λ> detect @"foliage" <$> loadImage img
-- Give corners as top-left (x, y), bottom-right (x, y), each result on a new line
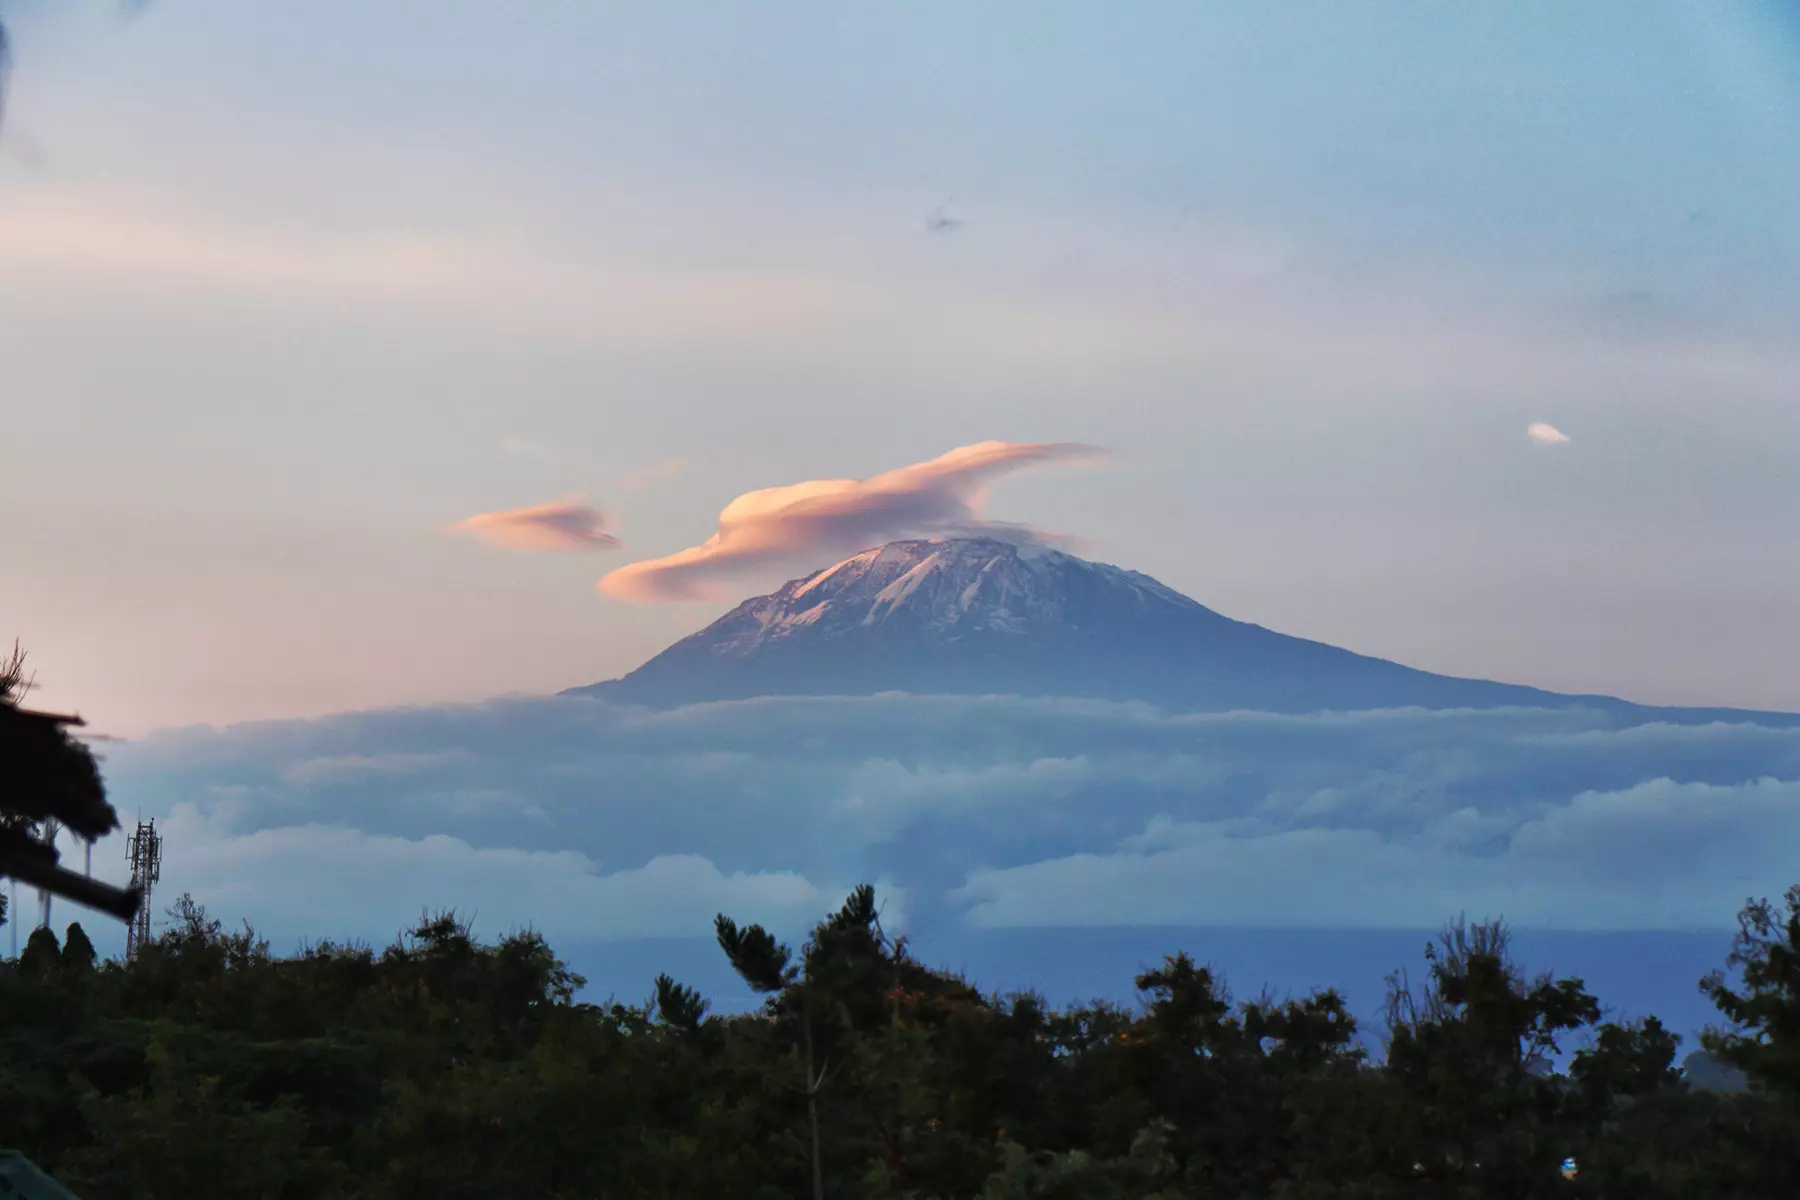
top-left (1702, 884), bottom-right (1800, 1100)
top-left (0, 888), bottom-right (1796, 1197)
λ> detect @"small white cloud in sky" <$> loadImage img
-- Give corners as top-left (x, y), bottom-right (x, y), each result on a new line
top-left (1528, 421), bottom-right (1571, 446)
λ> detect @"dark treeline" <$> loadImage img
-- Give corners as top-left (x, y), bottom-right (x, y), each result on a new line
top-left (0, 884), bottom-right (1798, 1198)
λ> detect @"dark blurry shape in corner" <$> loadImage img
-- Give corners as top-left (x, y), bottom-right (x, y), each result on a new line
top-left (0, 643), bottom-right (141, 923)
top-left (0, 1149), bottom-right (83, 1200)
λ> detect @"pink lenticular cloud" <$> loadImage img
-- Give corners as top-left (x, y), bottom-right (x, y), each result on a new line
top-left (599, 440), bottom-right (1109, 603)
top-left (447, 495), bottom-right (621, 552)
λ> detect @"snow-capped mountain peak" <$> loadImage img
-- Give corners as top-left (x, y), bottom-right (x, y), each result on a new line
top-left (703, 537), bottom-right (1200, 657)
top-left (566, 535), bottom-right (1735, 719)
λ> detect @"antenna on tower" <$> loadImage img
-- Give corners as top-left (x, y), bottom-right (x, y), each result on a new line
top-left (125, 819), bottom-right (162, 962)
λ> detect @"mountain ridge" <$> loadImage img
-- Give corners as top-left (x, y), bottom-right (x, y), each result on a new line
top-left (565, 537), bottom-right (1797, 725)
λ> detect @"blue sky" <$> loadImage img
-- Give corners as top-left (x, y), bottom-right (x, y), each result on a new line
top-left (3, 0), bottom-right (1799, 735)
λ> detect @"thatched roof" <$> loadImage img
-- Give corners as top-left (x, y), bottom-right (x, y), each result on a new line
top-left (0, 705), bottom-right (120, 842)
top-left (0, 644), bottom-right (120, 842)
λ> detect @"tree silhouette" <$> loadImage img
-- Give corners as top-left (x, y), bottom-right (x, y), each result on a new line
top-left (61, 922), bottom-right (97, 973)
top-left (1701, 884), bottom-right (1800, 1102)
top-left (0, 869), bottom-right (1785, 1193)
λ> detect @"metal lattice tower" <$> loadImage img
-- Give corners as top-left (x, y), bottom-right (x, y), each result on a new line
top-left (124, 819), bottom-right (161, 962)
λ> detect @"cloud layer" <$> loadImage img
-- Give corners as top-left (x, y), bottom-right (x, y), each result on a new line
top-left (447, 496), bottom-right (620, 552)
top-left (598, 441), bottom-right (1108, 603)
top-left (93, 693), bottom-right (1800, 959)
top-left (1528, 421), bottom-right (1571, 446)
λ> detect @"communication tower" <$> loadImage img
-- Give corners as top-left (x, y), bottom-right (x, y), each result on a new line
top-left (124, 819), bottom-right (161, 961)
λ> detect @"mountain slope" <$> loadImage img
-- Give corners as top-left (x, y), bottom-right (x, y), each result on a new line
top-left (566, 537), bottom-right (1793, 723)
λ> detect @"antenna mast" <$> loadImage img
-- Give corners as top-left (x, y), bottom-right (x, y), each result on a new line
top-left (124, 819), bottom-right (161, 962)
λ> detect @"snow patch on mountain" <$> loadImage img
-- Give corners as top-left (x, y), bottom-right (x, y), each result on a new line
top-left (692, 537), bottom-right (1200, 659)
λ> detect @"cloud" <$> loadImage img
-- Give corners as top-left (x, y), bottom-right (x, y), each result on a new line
top-left (94, 693), bottom-right (1800, 954)
top-left (953, 775), bottom-right (1800, 932)
top-left (447, 495), bottom-right (620, 553)
top-left (618, 456), bottom-right (695, 491)
top-left (1528, 421), bottom-right (1571, 446)
top-left (152, 804), bottom-right (833, 947)
top-left (598, 441), bottom-right (1108, 603)
top-left (283, 750), bottom-right (478, 788)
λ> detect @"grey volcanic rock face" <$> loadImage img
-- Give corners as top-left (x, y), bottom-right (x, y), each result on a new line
top-left (566, 537), bottom-right (1790, 723)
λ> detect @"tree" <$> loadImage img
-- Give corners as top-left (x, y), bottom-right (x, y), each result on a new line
top-left (716, 885), bottom-right (915, 1200)
top-left (1, 855), bottom-right (1798, 1191)
top-left (653, 973), bottom-right (710, 1034)
top-left (1382, 917), bottom-right (1601, 1190)
top-left (60, 923), bottom-right (96, 973)
top-left (716, 901), bottom-right (829, 1200)
top-left (19, 926), bottom-right (60, 976)
top-left (1701, 884), bottom-right (1800, 1102)
top-left (1570, 1016), bottom-right (1682, 1102)
top-left (1, 640), bottom-right (30, 704)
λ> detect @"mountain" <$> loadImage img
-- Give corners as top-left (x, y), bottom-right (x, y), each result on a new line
top-left (566, 537), bottom-right (1794, 723)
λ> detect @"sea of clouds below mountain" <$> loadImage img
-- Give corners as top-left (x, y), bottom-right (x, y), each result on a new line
top-left (77, 692), bottom-right (1800, 1042)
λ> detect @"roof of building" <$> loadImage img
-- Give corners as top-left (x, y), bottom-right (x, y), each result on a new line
top-left (0, 1149), bottom-right (85, 1200)
top-left (0, 703), bottom-right (119, 842)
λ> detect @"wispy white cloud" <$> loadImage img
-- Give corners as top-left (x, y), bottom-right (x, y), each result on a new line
top-left (283, 749), bottom-right (478, 787)
top-left (954, 775), bottom-right (1800, 931)
top-left (0, 187), bottom-right (890, 350)
top-left (153, 805), bottom-right (833, 946)
top-left (7, 186), bottom-right (1794, 406)
top-left (447, 495), bottom-right (619, 552)
top-left (1528, 421), bottom-right (1571, 446)
top-left (599, 441), bottom-right (1109, 603)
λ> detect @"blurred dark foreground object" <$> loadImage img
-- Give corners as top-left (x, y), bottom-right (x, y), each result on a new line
top-left (0, 820), bottom-right (141, 922)
top-left (0, 1149), bottom-right (84, 1200)
top-left (0, 689), bottom-right (142, 923)
top-left (0, 705), bottom-right (118, 839)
